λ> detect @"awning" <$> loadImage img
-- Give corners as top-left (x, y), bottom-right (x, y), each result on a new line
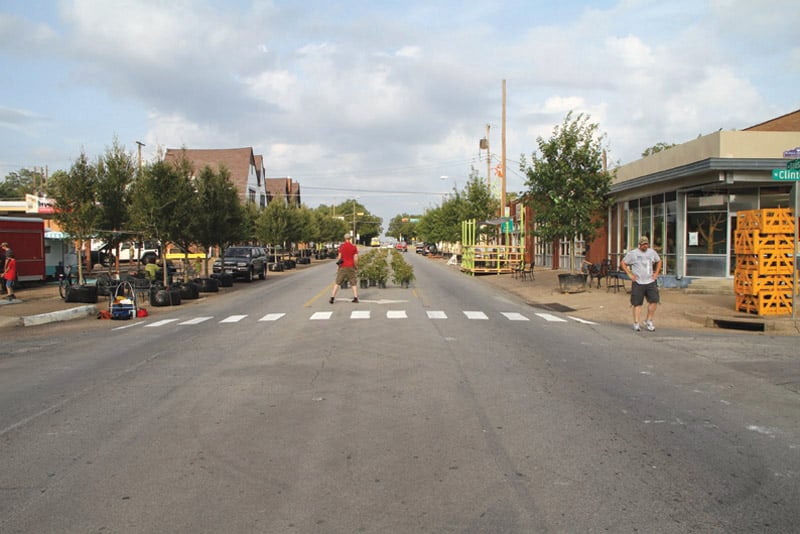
top-left (44, 231), bottom-right (71, 239)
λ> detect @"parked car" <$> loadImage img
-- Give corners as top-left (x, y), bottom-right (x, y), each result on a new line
top-left (396, 241), bottom-right (408, 252)
top-left (212, 246), bottom-right (267, 282)
top-left (415, 243), bottom-right (426, 254)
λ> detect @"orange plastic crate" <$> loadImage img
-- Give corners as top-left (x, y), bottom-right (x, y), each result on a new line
top-left (736, 291), bottom-right (793, 316)
top-left (736, 208), bottom-right (795, 234)
top-left (734, 271), bottom-right (794, 295)
top-left (734, 229), bottom-right (794, 254)
top-left (736, 253), bottom-right (794, 276)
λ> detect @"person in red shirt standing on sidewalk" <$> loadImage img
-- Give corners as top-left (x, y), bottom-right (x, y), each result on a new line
top-left (2, 245), bottom-right (17, 301)
top-left (330, 232), bottom-right (359, 304)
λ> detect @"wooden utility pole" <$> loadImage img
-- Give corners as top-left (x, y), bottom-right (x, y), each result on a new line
top-left (136, 141), bottom-right (145, 171)
top-left (485, 124), bottom-right (491, 194)
top-left (501, 79), bottom-right (507, 217)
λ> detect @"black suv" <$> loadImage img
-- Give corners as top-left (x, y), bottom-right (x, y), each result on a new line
top-left (213, 246), bottom-right (268, 282)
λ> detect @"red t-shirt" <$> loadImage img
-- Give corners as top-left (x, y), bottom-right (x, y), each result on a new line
top-left (4, 257), bottom-right (16, 280)
top-left (338, 241), bottom-right (358, 268)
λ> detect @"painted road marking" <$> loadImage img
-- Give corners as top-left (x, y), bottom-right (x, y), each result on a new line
top-left (259, 313), bottom-right (286, 322)
top-left (464, 311), bottom-right (489, 320)
top-left (501, 312), bottom-right (529, 321)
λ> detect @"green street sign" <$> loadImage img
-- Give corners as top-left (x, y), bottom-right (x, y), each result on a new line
top-left (772, 168), bottom-right (800, 181)
top-left (787, 159), bottom-right (800, 171)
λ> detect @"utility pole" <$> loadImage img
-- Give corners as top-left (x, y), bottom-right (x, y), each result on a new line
top-left (136, 141), bottom-right (145, 172)
top-left (501, 79), bottom-right (507, 218)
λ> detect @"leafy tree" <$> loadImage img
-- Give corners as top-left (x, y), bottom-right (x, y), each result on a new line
top-left (521, 111), bottom-right (613, 272)
top-left (641, 142), bottom-right (676, 158)
top-left (0, 168), bottom-right (45, 199)
top-left (47, 152), bottom-right (101, 284)
top-left (387, 214), bottom-right (419, 242)
top-left (255, 199), bottom-right (291, 247)
top-left (95, 138), bottom-right (136, 270)
top-left (336, 199), bottom-right (381, 244)
top-left (129, 159), bottom-right (196, 286)
top-left (192, 164), bottom-right (244, 276)
top-left (312, 206), bottom-right (348, 243)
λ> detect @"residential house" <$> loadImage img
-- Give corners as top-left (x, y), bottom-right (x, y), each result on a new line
top-left (165, 147), bottom-right (267, 208)
top-left (264, 177), bottom-right (301, 208)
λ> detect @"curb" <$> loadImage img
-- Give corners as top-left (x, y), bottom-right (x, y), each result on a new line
top-left (18, 305), bottom-right (98, 327)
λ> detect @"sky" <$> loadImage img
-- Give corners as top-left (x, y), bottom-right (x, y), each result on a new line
top-left (1, 0), bottom-right (799, 231)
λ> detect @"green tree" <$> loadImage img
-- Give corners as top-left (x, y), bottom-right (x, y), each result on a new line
top-left (192, 164), bottom-right (244, 276)
top-left (521, 111), bottom-right (613, 272)
top-left (95, 138), bottom-right (137, 270)
top-left (641, 142), bottom-right (676, 158)
top-left (387, 214), bottom-right (419, 242)
top-left (47, 152), bottom-right (101, 284)
top-left (255, 200), bottom-right (291, 247)
top-left (0, 168), bottom-right (46, 199)
top-left (129, 159), bottom-right (196, 286)
top-left (312, 205), bottom-right (348, 243)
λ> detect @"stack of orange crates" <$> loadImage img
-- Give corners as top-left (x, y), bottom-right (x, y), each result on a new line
top-left (734, 208), bottom-right (795, 316)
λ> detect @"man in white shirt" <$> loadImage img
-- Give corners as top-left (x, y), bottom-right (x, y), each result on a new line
top-left (620, 236), bottom-right (662, 332)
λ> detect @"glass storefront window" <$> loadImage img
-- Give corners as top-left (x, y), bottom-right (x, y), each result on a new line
top-left (760, 186), bottom-right (792, 209)
top-left (729, 189), bottom-right (758, 212)
top-left (686, 212), bottom-right (727, 254)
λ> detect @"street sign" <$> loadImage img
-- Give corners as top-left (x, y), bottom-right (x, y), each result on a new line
top-left (787, 159), bottom-right (800, 171)
top-left (772, 168), bottom-right (800, 181)
top-left (783, 147), bottom-right (800, 158)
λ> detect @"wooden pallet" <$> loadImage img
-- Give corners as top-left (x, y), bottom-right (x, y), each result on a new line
top-left (735, 291), bottom-right (793, 316)
top-left (734, 230), bottom-right (794, 254)
top-left (736, 208), bottom-right (795, 234)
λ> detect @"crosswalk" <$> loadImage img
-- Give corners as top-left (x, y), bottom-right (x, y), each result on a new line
top-left (112, 309), bottom-right (596, 330)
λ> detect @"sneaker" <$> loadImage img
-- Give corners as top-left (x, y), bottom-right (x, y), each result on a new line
top-left (633, 323), bottom-right (641, 332)
top-left (352, 297), bottom-right (359, 303)
top-left (646, 320), bottom-right (655, 331)
top-left (329, 297), bottom-right (335, 304)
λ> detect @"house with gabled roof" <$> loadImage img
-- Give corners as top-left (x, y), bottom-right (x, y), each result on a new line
top-left (164, 147), bottom-right (267, 207)
top-left (265, 177), bottom-right (301, 208)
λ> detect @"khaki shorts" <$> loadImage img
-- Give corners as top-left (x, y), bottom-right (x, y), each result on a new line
top-left (335, 267), bottom-right (357, 286)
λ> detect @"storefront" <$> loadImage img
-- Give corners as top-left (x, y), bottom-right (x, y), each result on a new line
top-left (607, 113), bottom-right (800, 280)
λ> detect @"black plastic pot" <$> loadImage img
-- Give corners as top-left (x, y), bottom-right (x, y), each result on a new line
top-left (178, 282), bottom-right (200, 300)
top-left (65, 284), bottom-right (98, 303)
top-left (211, 272), bottom-right (234, 287)
top-left (150, 286), bottom-right (182, 307)
top-left (194, 277), bottom-right (220, 293)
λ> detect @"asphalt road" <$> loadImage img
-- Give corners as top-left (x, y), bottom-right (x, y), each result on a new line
top-left (1, 253), bottom-right (798, 533)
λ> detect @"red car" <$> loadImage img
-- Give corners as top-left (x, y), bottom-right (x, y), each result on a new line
top-left (396, 241), bottom-right (408, 252)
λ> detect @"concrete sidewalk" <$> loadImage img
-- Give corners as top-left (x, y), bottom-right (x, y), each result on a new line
top-left (449, 260), bottom-right (800, 335)
top-left (1, 260), bottom-right (799, 335)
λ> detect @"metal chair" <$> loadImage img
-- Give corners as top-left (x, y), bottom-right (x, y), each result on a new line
top-left (519, 262), bottom-right (534, 281)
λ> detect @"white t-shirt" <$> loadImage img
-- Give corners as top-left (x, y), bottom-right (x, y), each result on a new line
top-left (622, 247), bottom-right (661, 285)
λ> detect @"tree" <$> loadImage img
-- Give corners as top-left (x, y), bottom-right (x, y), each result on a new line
top-left (312, 206), bottom-right (348, 243)
top-left (387, 214), bottom-right (419, 242)
top-left (129, 159), bottom-right (196, 286)
top-left (47, 152), bottom-right (101, 284)
top-left (521, 111), bottom-right (613, 272)
top-left (641, 142), bottom-right (676, 158)
top-left (192, 164), bottom-right (244, 276)
top-left (95, 138), bottom-right (137, 271)
top-left (0, 168), bottom-right (45, 199)
top-left (255, 199), bottom-right (291, 247)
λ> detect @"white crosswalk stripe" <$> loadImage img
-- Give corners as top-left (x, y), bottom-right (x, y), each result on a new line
top-left (463, 311), bottom-right (488, 320)
top-left (567, 315), bottom-right (597, 325)
top-left (310, 311), bottom-right (332, 320)
top-left (179, 316), bottom-right (213, 325)
top-left (501, 312), bottom-right (529, 321)
top-left (427, 311), bottom-right (447, 319)
top-left (351, 310), bottom-right (370, 319)
top-left (259, 313), bottom-right (286, 322)
top-left (220, 314), bottom-right (247, 323)
top-left (145, 319), bottom-right (180, 328)
top-left (534, 312), bottom-right (567, 322)
top-left (387, 310), bottom-right (407, 319)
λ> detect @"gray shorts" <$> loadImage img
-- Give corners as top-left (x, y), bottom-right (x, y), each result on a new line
top-left (335, 267), bottom-right (357, 286)
top-left (630, 281), bottom-right (659, 306)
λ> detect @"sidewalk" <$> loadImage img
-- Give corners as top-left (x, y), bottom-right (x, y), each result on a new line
top-left (1, 261), bottom-right (799, 335)
top-left (456, 261), bottom-right (800, 335)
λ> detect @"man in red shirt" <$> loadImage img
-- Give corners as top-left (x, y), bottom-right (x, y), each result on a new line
top-left (330, 232), bottom-right (359, 303)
